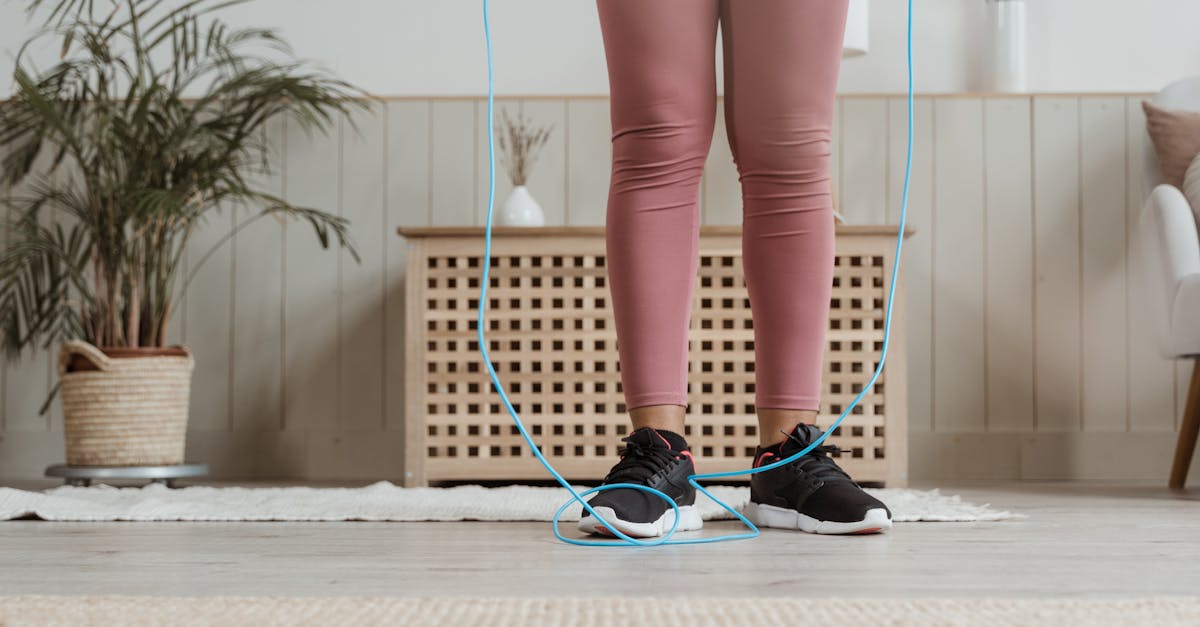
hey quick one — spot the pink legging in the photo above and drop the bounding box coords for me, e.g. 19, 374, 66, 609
598, 0, 848, 413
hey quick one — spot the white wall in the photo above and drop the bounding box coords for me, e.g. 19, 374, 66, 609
2, 0, 1199, 97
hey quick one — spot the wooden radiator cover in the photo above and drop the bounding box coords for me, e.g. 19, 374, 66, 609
398, 226, 912, 487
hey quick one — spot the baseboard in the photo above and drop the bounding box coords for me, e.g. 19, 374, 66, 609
909, 431, 1199, 482
2, 429, 1197, 484
0, 431, 61, 479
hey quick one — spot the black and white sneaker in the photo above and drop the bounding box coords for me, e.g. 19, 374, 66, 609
577, 427, 703, 538
741, 422, 892, 535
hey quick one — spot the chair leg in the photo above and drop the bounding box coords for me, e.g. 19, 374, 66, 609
1169, 357, 1200, 489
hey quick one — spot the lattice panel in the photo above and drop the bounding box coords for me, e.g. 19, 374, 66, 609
404, 229, 907, 487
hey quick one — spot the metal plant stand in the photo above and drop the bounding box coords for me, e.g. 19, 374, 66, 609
44, 463, 209, 488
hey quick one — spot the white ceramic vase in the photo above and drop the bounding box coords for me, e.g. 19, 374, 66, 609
497, 185, 545, 227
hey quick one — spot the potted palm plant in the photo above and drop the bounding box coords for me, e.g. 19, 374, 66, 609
0, 0, 362, 467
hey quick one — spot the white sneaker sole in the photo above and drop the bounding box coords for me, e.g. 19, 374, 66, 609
578, 505, 704, 538
741, 502, 892, 535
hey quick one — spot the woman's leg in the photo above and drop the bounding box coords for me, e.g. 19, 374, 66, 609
597, 0, 719, 436
576, 1, 719, 537
719, 0, 849, 445
722, 1, 892, 535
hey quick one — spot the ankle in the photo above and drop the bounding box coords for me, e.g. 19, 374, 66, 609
629, 403, 687, 438
757, 408, 819, 446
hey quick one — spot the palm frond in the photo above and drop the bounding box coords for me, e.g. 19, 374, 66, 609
1, 0, 364, 353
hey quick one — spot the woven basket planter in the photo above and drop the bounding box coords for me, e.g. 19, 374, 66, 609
57, 340, 195, 467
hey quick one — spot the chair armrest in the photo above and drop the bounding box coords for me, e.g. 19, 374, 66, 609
1135, 184, 1200, 358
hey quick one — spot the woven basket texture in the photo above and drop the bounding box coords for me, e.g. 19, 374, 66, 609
57, 341, 195, 466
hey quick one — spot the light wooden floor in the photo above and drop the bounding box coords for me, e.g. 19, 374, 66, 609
0, 481, 1196, 598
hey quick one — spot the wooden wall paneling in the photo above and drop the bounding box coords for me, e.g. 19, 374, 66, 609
4, 150, 58, 433
907, 432, 1023, 480
1, 93, 1184, 481
166, 240, 187, 347
840, 98, 889, 224
232, 120, 285, 434
519, 99, 568, 226
1123, 96, 1175, 432
1079, 97, 1129, 432
475, 98, 515, 226
283, 116, 341, 437
430, 100, 476, 227
305, 429, 405, 480
1020, 431, 1189, 480
886, 97, 933, 225
184, 203, 234, 432
983, 97, 1035, 432
931, 98, 987, 432
1032, 96, 1082, 432
888, 96, 934, 432
0, 143, 7, 432
386, 101, 432, 435
164, 104, 186, 348
565, 100, 611, 226
336, 104, 388, 432
0, 431, 60, 478
44, 152, 80, 433
704, 99, 742, 226
31, 159, 56, 435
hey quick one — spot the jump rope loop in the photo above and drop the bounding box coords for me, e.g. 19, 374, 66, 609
478, 0, 915, 546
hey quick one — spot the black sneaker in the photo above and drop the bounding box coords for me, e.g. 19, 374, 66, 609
742, 422, 892, 535
577, 427, 703, 538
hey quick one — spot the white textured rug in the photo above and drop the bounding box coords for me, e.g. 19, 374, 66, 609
0, 481, 1021, 522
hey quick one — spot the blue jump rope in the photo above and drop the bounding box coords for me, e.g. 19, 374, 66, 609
476, 0, 915, 547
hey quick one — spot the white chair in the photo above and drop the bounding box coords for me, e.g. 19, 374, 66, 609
1134, 76, 1200, 489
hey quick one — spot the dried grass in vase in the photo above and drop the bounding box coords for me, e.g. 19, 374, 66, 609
496, 108, 554, 187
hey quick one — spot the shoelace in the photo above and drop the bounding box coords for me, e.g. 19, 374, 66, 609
602, 437, 681, 486
777, 429, 854, 484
